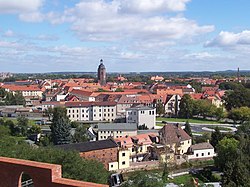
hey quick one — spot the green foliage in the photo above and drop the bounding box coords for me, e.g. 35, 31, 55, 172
156, 101, 165, 116
223, 87, 250, 111
184, 121, 192, 137
215, 135, 250, 187
228, 106, 250, 124
210, 126, 223, 149
16, 116, 29, 136
115, 87, 124, 92
72, 125, 89, 143
51, 107, 72, 145
3, 91, 25, 106
219, 82, 244, 90
28, 124, 42, 135
162, 163, 169, 183
0, 135, 109, 184
122, 171, 164, 187
193, 133, 211, 144
179, 94, 194, 118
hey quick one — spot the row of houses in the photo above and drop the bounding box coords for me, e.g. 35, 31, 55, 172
57, 124, 215, 171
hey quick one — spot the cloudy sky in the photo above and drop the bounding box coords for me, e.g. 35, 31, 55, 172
0, 0, 250, 73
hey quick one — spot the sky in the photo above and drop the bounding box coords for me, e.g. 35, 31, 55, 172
0, 0, 250, 73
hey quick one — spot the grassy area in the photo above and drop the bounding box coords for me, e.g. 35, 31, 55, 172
0, 117, 36, 126
156, 117, 223, 124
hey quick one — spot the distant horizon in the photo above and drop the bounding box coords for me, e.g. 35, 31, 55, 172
7, 69, 250, 75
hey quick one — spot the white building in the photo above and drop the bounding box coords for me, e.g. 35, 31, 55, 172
126, 105, 156, 129
66, 101, 117, 122
187, 142, 215, 160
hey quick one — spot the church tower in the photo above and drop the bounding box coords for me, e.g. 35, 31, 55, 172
97, 59, 106, 86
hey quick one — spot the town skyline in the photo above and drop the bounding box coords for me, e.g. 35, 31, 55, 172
1, 0, 250, 73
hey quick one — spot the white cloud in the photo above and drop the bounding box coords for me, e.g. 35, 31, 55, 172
57, 0, 214, 44
205, 30, 250, 47
119, 0, 191, 14
0, 0, 43, 14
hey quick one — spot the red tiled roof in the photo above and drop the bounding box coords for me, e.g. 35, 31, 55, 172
65, 101, 117, 107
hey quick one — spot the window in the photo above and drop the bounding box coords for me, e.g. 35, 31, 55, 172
99, 109, 101, 112
99, 114, 101, 117
68, 110, 71, 113
122, 161, 125, 165
132, 148, 134, 152
149, 111, 151, 115
152, 111, 154, 115
208, 152, 210, 155
182, 150, 183, 153
202, 153, 204, 156
111, 164, 113, 168
134, 112, 136, 115
101, 136, 103, 139
196, 154, 198, 157
122, 153, 125, 157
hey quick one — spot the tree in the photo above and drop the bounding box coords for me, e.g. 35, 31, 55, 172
50, 107, 72, 145
72, 125, 89, 143
210, 126, 223, 149
228, 106, 250, 124
156, 101, 165, 116
44, 107, 54, 121
184, 121, 192, 137
215, 137, 250, 186
17, 116, 29, 136
162, 163, 169, 183
179, 94, 194, 118
223, 88, 250, 111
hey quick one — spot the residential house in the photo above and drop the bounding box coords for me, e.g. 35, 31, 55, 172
187, 142, 215, 160
159, 124, 192, 155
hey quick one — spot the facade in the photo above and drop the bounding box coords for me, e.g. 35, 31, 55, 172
57, 139, 130, 171
164, 94, 181, 116
159, 124, 192, 155
126, 105, 156, 129
97, 59, 107, 86
96, 123, 137, 140
66, 101, 117, 122
3, 85, 43, 98
187, 142, 215, 160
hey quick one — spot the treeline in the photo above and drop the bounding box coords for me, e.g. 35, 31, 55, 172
0, 88, 25, 106
178, 94, 225, 120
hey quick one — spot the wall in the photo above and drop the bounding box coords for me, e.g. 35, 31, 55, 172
187, 148, 215, 160
0, 157, 107, 187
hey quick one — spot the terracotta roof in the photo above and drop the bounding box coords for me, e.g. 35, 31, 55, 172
159, 124, 191, 145
70, 89, 93, 97
131, 133, 156, 145
2, 85, 42, 91
65, 101, 117, 107
115, 137, 134, 148
190, 142, 214, 150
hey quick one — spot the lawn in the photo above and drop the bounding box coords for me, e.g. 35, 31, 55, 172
156, 117, 223, 124
0, 117, 36, 126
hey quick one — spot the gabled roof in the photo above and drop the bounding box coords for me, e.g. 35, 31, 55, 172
65, 101, 117, 107
159, 124, 191, 145
190, 142, 214, 150
56, 139, 118, 152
